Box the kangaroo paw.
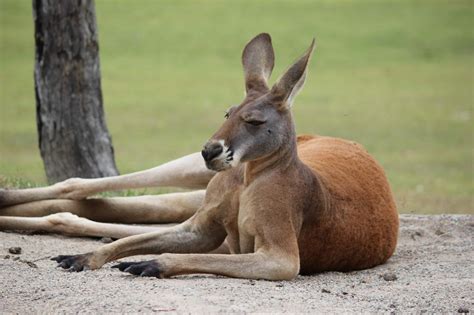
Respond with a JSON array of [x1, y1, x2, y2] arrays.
[[51, 253, 93, 272], [112, 260, 162, 278]]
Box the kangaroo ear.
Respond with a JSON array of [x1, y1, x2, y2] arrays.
[[271, 39, 316, 109], [242, 33, 275, 95]]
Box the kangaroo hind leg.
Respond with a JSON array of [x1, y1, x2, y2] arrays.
[[0, 152, 214, 207], [0, 190, 205, 224]]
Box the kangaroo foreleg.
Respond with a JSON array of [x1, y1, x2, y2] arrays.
[[0, 190, 205, 224], [0, 152, 214, 207], [114, 221, 301, 280], [114, 252, 299, 280], [52, 211, 227, 271]]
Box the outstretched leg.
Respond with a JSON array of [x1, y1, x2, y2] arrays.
[[52, 210, 229, 271], [113, 252, 298, 280], [0, 213, 168, 239], [0, 190, 204, 240], [0, 213, 231, 254], [0, 152, 215, 207], [0, 190, 205, 223]]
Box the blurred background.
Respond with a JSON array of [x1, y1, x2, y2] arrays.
[[0, 0, 472, 214]]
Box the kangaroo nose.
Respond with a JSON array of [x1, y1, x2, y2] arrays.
[[201, 142, 223, 162]]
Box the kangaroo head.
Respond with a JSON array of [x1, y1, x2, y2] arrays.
[[202, 33, 315, 172]]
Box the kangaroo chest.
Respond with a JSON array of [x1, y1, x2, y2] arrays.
[[223, 188, 258, 255]]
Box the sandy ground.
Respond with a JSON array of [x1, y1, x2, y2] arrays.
[[0, 214, 473, 313]]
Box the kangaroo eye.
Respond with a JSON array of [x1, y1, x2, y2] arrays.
[[245, 119, 265, 126], [241, 110, 267, 126]]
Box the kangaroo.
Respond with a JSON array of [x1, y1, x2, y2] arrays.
[[0, 34, 398, 280]]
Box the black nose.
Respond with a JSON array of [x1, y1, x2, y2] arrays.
[[201, 142, 223, 162]]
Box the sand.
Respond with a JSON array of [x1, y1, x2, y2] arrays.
[[0, 214, 473, 313]]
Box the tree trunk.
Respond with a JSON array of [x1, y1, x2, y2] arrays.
[[33, 0, 119, 183]]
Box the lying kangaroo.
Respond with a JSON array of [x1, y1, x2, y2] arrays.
[[0, 34, 398, 280]]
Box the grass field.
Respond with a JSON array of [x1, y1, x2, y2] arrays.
[[0, 0, 472, 214]]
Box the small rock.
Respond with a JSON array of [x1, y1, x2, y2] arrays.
[[458, 307, 469, 313], [342, 291, 348, 295], [8, 247, 22, 255], [321, 288, 331, 294], [3, 255, 10, 259], [24, 260, 38, 268], [389, 304, 396, 309], [411, 231, 423, 240], [13, 257, 20, 261], [382, 272, 397, 281], [435, 228, 444, 236], [276, 283, 284, 287]]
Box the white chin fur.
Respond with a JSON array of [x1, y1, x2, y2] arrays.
[[229, 149, 242, 167], [211, 140, 234, 169], [210, 139, 244, 169]]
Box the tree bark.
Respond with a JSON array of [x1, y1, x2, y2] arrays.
[[33, 0, 119, 183]]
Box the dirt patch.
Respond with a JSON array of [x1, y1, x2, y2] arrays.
[[0, 214, 472, 313]]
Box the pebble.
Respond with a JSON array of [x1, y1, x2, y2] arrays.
[[8, 247, 22, 255], [321, 288, 331, 293], [24, 260, 38, 268], [382, 272, 397, 281]]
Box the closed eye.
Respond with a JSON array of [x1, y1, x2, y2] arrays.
[[241, 110, 267, 126], [245, 119, 266, 126]]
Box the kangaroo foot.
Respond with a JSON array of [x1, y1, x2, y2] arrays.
[[51, 253, 94, 272], [112, 260, 162, 278]]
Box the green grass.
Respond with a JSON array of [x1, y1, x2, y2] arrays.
[[0, 0, 472, 214]]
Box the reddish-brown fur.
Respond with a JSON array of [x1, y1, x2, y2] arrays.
[[296, 135, 398, 273]]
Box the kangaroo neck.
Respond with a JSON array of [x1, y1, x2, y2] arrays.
[[243, 136, 299, 186]]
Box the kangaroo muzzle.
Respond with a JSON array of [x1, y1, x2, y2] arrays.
[[201, 140, 233, 171], [201, 142, 223, 163]]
